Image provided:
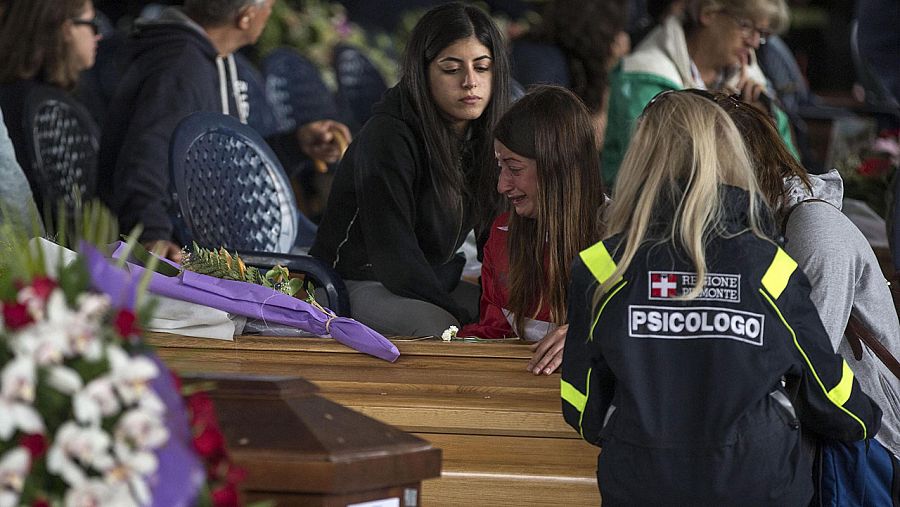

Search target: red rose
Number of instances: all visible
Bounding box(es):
[2,302,33,330]
[29,277,57,301]
[193,424,226,463]
[19,433,48,459]
[31,499,50,507]
[187,392,217,426]
[857,157,891,177]
[113,309,139,338]
[211,483,240,507]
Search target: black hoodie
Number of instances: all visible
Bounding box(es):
[97,8,302,242]
[310,85,477,324]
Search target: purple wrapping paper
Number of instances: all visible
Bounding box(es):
[88,243,399,362]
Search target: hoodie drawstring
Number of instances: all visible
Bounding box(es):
[215,56,229,117]
[214,54,249,125]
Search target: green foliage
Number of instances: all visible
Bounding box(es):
[180,243,302,297]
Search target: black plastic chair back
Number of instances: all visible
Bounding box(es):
[170,112,299,252]
[233,52,282,138]
[263,47,341,132]
[23,85,99,214]
[333,44,388,130]
[170,112,349,315]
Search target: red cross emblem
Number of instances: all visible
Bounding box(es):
[650,273,678,298]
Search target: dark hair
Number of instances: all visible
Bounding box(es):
[0,0,89,89]
[533,0,627,113]
[712,93,811,209]
[495,85,607,332]
[183,0,263,27]
[400,2,511,236]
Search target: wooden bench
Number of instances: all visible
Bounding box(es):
[149,334,601,506]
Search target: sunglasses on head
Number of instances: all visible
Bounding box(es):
[642,88,719,115]
[71,17,100,36]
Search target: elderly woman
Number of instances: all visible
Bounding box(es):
[602,0,797,184]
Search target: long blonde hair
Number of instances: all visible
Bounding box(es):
[598,91,769,301]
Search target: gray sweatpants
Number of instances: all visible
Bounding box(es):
[340,279,480,337]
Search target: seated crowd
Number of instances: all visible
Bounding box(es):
[0,0,897,504]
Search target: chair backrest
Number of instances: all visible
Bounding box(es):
[233,52,282,138]
[169,112,301,253]
[23,85,99,213]
[262,47,341,133]
[333,44,388,129]
[510,40,571,89]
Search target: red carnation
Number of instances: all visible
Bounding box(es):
[2,302,33,330]
[857,157,891,177]
[19,433,48,459]
[29,277,57,301]
[193,424,226,463]
[211,483,240,507]
[113,309,139,338]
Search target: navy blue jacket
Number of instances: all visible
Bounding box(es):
[561,188,882,506]
[97,8,301,242]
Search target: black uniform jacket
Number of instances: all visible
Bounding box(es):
[561,189,882,506]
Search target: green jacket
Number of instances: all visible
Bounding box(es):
[601,18,799,186]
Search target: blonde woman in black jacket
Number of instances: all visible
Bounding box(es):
[561,90,882,506]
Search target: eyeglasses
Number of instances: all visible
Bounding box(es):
[70,17,100,36]
[723,11,770,45]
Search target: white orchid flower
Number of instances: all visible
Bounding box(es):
[0,357,45,439]
[63,478,121,507]
[47,365,84,395]
[11,321,71,365]
[76,294,110,321]
[74,377,121,425]
[0,447,30,507]
[107,346,159,406]
[115,409,169,452]
[65,316,104,362]
[105,457,153,507]
[47,422,115,487]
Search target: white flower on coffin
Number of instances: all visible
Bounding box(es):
[63,478,128,507]
[116,409,168,450]
[47,423,115,487]
[441,325,459,341]
[73,377,121,425]
[107,346,159,406]
[0,357,45,439]
[0,448,30,507]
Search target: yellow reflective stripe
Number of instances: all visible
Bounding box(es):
[578,369,592,440]
[580,242,619,284]
[761,248,797,300]
[759,289,867,438]
[561,379,587,412]
[589,281,628,340]
[828,360,855,407]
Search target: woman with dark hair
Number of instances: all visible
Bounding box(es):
[716,93,900,465]
[310,2,511,336]
[562,90,881,504]
[459,86,607,375]
[0,0,101,214]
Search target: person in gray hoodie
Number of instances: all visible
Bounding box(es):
[718,94,900,460]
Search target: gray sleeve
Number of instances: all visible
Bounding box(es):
[0,108,42,232]
[783,204,858,351]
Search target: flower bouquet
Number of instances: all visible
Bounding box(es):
[831,118,900,217]
[0,209,244,506]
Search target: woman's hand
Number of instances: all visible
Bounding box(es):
[142,239,183,263]
[297,120,352,163]
[527,324,568,375]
